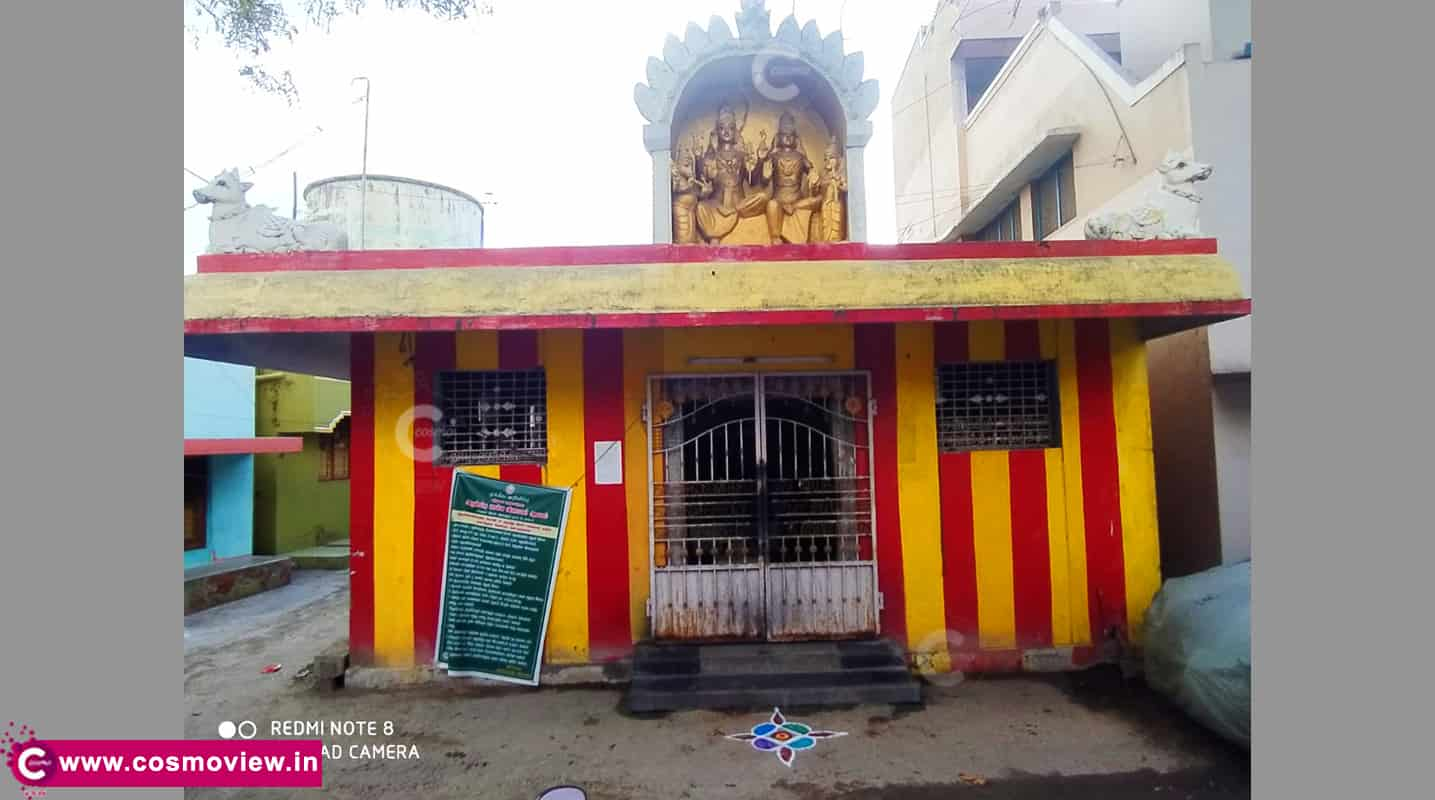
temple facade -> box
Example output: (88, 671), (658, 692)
(182, 1), (1250, 678)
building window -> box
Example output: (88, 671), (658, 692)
(435, 369), (548, 466)
(960, 35), (1119, 117)
(1032, 154), (1076, 239)
(976, 198), (1022, 241)
(319, 417), (350, 481)
(184, 456), (208, 551)
(964, 55), (1010, 112)
(1088, 32), (1124, 66)
(936, 361), (1060, 452)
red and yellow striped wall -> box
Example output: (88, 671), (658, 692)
(347, 319), (1159, 673)
(879, 319), (1159, 672)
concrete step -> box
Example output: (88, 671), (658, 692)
(625, 639), (921, 713)
(290, 552), (349, 570)
(286, 544), (350, 571)
(625, 682), (922, 713)
(635, 639), (903, 667)
(631, 665), (915, 693)
(183, 555), (294, 615)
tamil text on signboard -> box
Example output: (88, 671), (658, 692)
(434, 472), (572, 685)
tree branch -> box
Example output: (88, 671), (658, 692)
(187, 0), (491, 101)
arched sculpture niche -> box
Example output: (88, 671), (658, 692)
(636, 1), (877, 245)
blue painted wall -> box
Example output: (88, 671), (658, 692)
(184, 357), (256, 439)
(184, 358), (257, 570)
(184, 455), (255, 569)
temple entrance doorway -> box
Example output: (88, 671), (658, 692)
(647, 372), (879, 641)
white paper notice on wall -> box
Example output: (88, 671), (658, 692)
(593, 441), (623, 485)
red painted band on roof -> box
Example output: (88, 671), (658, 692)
(195, 239), (1220, 273)
(184, 437), (303, 456)
(183, 300), (1251, 335)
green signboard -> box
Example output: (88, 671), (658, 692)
(434, 471), (572, 686)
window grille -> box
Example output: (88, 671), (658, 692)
(435, 369), (548, 465)
(936, 361), (1059, 452)
(319, 418), (350, 481)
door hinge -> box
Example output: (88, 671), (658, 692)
(641, 402), (649, 423)
(645, 596), (653, 619)
(877, 591), (885, 611)
(870, 398), (878, 417)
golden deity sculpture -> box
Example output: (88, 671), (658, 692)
(673, 101), (847, 245)
(671, 142), (708, 245)
(812, 135), (848, 242)
(687, 102), (772, 244)
(760, 110), (821, 244)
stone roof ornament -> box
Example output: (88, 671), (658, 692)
(1085, 150), (1213, 240)
(736, 0), (771, 41)
(633, 0), (880, 129)
(193, 169), (348, 254)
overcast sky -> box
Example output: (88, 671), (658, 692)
(182, 0), (953, 273)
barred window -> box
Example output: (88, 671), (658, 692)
(936, 361), (1059, 452)
(318, 418), (350, 481)
(435, 369), (548, 466)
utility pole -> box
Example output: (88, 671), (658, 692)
(922, 73), (939, 240)
(352, 77), (371, 250)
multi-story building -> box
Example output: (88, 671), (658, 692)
(893, 0), (1251, 575)
(253, 370), (352, 561)
(183, 357), (301, 612)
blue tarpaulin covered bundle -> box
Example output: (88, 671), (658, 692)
(1142, 561), (1251, 750)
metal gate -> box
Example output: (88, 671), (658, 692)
(647, 373), (878, 641)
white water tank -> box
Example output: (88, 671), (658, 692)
(302, 174), (485, 249)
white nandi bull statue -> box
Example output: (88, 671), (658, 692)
(193, 169), (348, 254)
(1084, 150), (1213, 241)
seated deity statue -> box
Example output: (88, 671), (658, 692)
(692, 104), (771, 244)
(759, 111), (823, 244)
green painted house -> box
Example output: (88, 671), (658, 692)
(253, 370), (351, 558)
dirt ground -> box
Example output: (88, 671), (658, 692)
(184, 576), (1249, 800)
